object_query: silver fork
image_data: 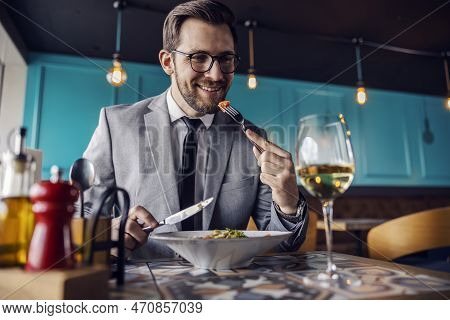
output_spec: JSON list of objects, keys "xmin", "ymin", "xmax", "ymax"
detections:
[{"xmin": 219, "ymin": 103, "xmax": 264, "ymax": 153}]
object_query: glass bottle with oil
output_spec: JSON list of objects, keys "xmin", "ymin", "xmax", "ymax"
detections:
[{"xmin": 0, "ymin": 127, "xmax": 36, "ymax": 266}]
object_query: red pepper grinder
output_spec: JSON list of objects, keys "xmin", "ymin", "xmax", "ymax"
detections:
[{"xmin": 26, "ymin": 166, "xmax": 79, "ymax": 271}]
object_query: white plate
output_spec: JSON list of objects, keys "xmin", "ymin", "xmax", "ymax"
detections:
[{"xmin": 150, "ymin": 230, "xmax": 292, "ymax": 270}]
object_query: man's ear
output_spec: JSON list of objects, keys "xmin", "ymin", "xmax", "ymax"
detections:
[{"xmin": 159, "ymin": 50, "xmax": 174, "ymax": 76}]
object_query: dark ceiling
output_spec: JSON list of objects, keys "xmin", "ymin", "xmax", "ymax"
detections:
[{"xmin": 1, "ymin": 0, "xmax": 449, "ymax": 96}]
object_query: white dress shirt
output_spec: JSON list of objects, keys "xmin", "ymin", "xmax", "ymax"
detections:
[{"xmin": 166, "ymin": 87, "xmax": 214, "ymax": 203}]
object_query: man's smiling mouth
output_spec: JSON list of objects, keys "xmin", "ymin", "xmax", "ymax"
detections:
[{"xmin": 197, "ymin": 84, "xmax": 222, "ymax": 92}]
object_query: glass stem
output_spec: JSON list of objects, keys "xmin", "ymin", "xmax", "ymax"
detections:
[{"xmin": 321, "ymin": 200, "xmax": 335, "ymax": 275}]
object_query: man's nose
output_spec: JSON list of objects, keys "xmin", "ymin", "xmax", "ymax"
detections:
[{"xmin": 204, "ymin": 59, "xmax": 224, "ymax": 81}]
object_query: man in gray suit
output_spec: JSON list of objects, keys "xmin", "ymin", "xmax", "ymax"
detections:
[{"xmin": 84, "ymin": 0, "xmax": 308, "ymax": 259}]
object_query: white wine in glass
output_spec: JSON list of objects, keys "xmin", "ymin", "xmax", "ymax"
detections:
[
  {"xmin": 297, "ymin": 164, "xmax": 355, "ymax": 200},
  {"xmin": 296, "ymin": 114, "xmax": 361, "ymax": 288}
]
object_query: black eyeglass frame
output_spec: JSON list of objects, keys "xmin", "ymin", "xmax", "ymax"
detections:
[{"xmin": 171, "ymin": 50, "xmax": 240, "ymax": 74}]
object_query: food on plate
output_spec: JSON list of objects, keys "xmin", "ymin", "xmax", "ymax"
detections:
[{"xmin": 202, "ymin": 228, "xmax": 247, "ymax": 239}]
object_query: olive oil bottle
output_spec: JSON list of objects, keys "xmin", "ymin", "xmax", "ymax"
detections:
[{"xmin": 0, "ymin": 128, "xmax": 36, "ymax": 266}]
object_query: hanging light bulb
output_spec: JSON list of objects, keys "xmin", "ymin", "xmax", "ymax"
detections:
[
  {"xmin": 245, "ymin": 20, "xmax": 258, "ymax": 90},
  {"xmin": 107, "ymin": 0, "xmax": 127, "ymax": 87},
  {"xmin": 247, "ymin": 74, "xmax": 257, "ymax": 90},
  {"xmin": 247, "ymin": 68, "xmax": 257, "ymax": 90},
  {"xmin": 353, "ymin": 38, "xmax": 367, "ymax": 106},
  {"xmin": 356, "ymin": 84, "xmax": 367, "ymax": 105},
  {"xmin": 446, "ymin": 97, "xmax": 450, "ymax": 111},
  {"xmin": 107, "ymin": 54, "xmax": 127, "ymax": 87}
]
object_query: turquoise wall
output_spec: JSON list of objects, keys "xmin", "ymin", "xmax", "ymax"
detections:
[{"xmin": 23, "ymin": 53, "xmax": 450, "ymax": 186}]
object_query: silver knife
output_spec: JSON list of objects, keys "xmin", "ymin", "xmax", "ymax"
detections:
[{"xmin": 142, "ymin": 197, "xmax": 214, "ymax": 232}]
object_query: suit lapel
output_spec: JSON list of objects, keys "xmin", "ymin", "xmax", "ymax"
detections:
[
  {"xmin": 140, "ymin": 92, "xmax": 237, "ymax": 231},
  {"xmin": 142, "ymin": 93, "xmax": 181, "ymax": 228},
  {"xmin": 202, "ymin": 112, "xmax": 236, "ymax": 229}
]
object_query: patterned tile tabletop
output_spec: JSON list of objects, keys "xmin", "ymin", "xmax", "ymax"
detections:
[{"xmin": 110, "ymin": 252, "xmax": 450, "ymax": 300}]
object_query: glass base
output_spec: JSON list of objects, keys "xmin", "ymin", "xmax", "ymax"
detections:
[{"xmin": 303, "ymin": 271, "xmax": 362, "ymax": 289}]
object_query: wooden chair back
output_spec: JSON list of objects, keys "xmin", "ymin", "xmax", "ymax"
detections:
[
  {"xmin": 367, "ymin": 206, "xmax": 450, "ymax": 261},
  {"xmin": 298, "ymin": 210, "xmax": 317, "ymax": 252},
  {"xmin": 246, "ymin": 209, "xmax": 317, "ymax": 252}
]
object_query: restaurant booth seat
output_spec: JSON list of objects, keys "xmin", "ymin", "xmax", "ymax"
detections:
[
  {"xmin": 367, "ymin": 206, "xmax": 450, "ymax": 272},
  {"xmin": 246, "ymin": 209, "xmax": 317, "ymax": 252}
]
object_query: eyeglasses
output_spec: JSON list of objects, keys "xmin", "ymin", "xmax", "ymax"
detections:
[{"xmin": 172, "ymin": 50, "xmax": 240, "ymax": 74}]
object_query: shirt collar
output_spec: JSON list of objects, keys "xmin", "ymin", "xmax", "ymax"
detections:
[{"xmin": 166, "ymin": 87, "xmax": 215, "ymax": 129}]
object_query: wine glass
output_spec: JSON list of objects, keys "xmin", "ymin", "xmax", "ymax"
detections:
[{"xmin": 296, "ymin": 113, "xmax": 361, "ymax": 288}]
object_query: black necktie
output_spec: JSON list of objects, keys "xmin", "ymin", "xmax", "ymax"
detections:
[{"xmin": 179, "ymin": 117, "xmax": 203, "ymax": 230}]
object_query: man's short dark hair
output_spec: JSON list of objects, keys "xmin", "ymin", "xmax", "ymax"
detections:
[{"xmin": 163, "ymin": 0, "xmax": 238, "ymax": 51}]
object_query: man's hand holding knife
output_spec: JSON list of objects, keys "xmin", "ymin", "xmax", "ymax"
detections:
[{"xmin": 111, "ymin": 198, "xmax": 213, "ymax": 256}]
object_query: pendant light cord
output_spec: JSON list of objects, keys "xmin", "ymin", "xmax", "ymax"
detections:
[
  {"xmin": 115, "ymin": 8, "xmax": 122, "ymax": 53},
  {"xmin": 248, "ymin": 28, "xmax": 254, "ymax": 68},
  {"xmin": 354, "ymin": 38, "xmax": 364, "ymax": 84},
  {"xmin": 444, "ymin": 58, "xmax": 450, "ymax": 93},
  {"xmin": 113, "ymin": 0, "xmax": 126, "ymax": 55}
]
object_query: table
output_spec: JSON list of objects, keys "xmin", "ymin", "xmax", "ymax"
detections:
[
  {"xmin": 316, "ymin": 218, "xmax": 386, "ymax": 232},
  {"xmin": 110, "ymin": 252, "xmax": 450, "ymax": 300},
  {"xmin": 317, "ymin": 219, "xmax": 386, "ymax": 256}
]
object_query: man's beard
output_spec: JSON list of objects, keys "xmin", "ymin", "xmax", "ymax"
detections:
[{"xmin": 174, "ymin": 71, "xmax": 228, "ymax": 115}]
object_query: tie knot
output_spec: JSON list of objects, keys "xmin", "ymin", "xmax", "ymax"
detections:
[{"xmin": 182, "ymin": 117, "xmax": 203, "ymax": 132}]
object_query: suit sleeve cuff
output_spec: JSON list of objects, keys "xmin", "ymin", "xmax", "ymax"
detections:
[{"xmin": 273, "ymin": 199, "xmax": 306, "ymax": 224}]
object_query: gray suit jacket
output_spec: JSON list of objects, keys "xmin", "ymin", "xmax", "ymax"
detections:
[{"xmin": 83, "ymin": 91, "xmax": 308, "ymax": 258}]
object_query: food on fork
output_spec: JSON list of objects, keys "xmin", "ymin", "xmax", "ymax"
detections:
[
  {"xmin": 218, "ymin": 100, "xmax": 265, "ymax": 153},
  {"xmin": 218, "ymin": 100, "xmax": 230, "ymax": 111}
]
